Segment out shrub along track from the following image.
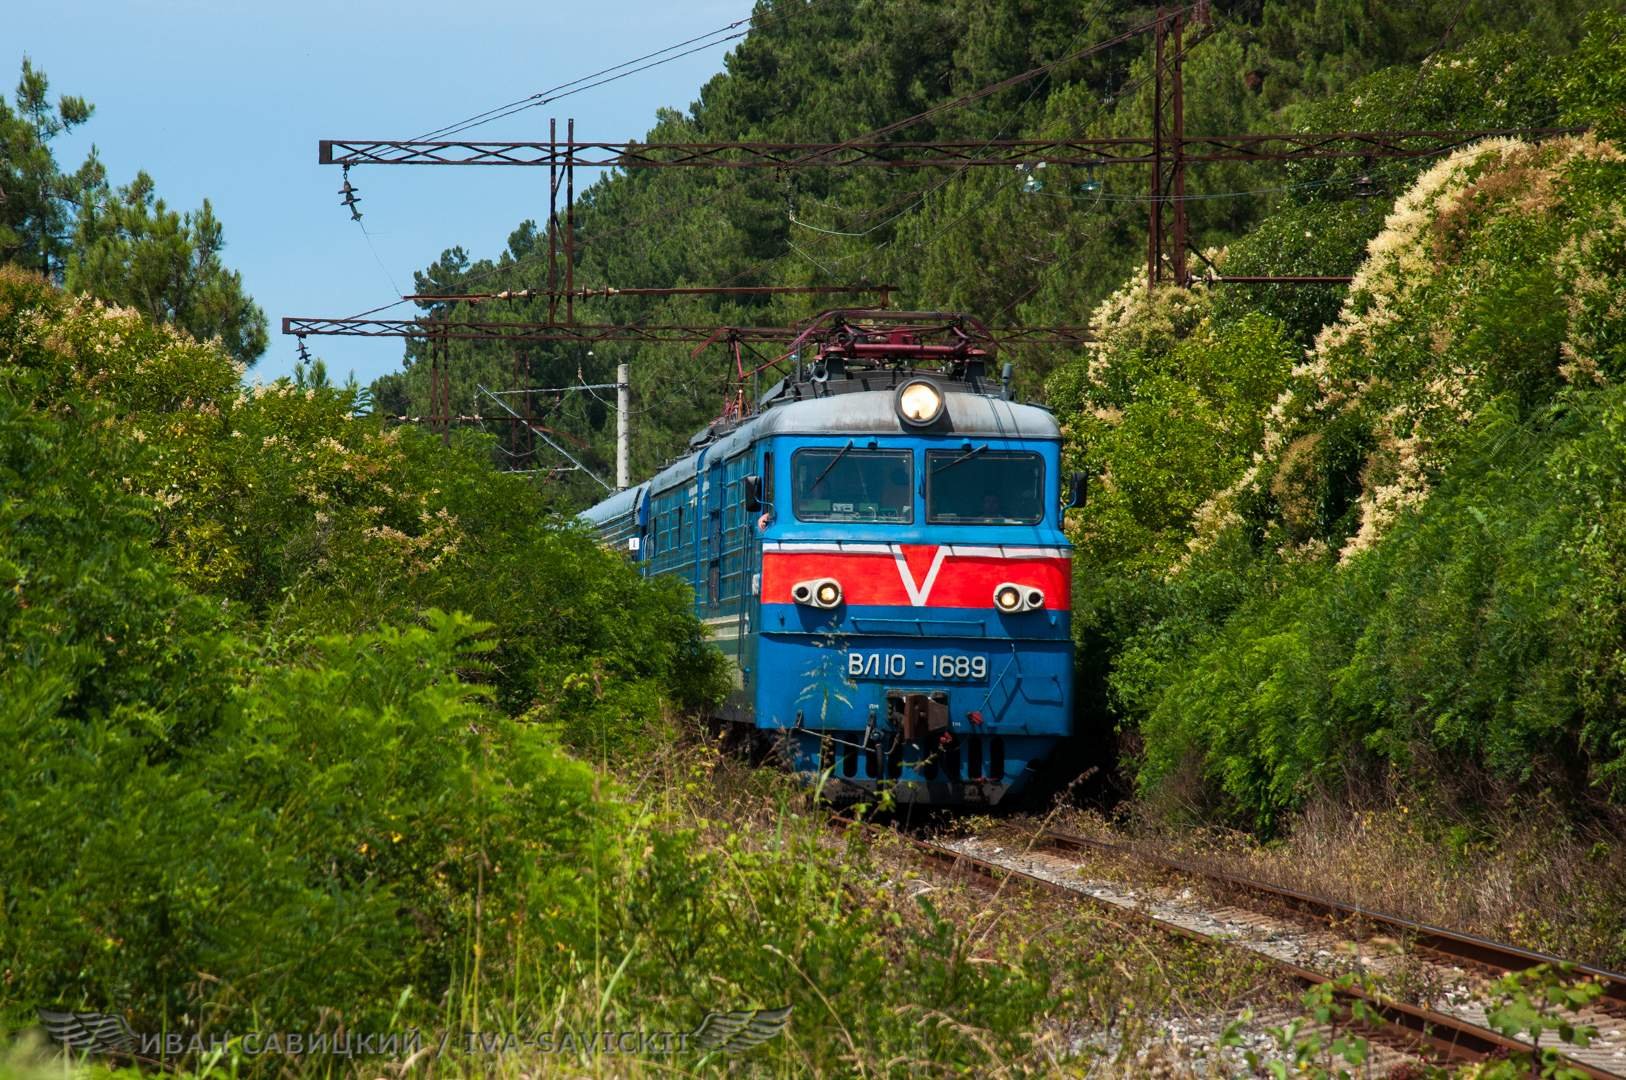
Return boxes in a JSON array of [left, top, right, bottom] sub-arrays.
[[832, 815, 1626, 1077]]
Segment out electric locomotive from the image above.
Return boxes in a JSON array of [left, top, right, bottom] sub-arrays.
[[583, 312, 1077, 805]]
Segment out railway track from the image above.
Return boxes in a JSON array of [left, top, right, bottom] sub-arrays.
[[834, 815, 1626, 1077], [1037, 827, 1626, 1011]]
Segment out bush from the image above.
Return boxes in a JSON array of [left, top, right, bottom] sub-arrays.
[[0, 267, 725, 1043], [1040, 29, 1626, 830], [1133, 388, 1626, 830]]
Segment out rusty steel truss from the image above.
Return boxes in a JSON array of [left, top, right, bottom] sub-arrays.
[[317, 128, 1566, 170], [284, 313, 1094, 451], [281, 315, 1093, 347]]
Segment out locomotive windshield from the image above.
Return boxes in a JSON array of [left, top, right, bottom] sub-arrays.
[[793, 447, 913, 523], [926, 450, 1044, 524]]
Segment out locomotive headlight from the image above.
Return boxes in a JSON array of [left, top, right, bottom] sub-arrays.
[[794, 578, 843, 609], [994, 582, 1042, 613], [895, 378, 945, 427]]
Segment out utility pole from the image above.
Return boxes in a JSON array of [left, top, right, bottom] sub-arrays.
[[429, 323, 451, 447], [615, 362, 629, 491], [1148, 4, 1188, 287]]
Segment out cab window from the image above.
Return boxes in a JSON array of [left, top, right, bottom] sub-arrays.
[[926, 450, 1044, 524], [792, 448, 913, 523]]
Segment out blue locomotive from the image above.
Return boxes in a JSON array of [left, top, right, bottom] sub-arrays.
[[583, 313, 1076, 805]]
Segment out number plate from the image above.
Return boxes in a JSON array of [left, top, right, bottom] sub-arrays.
[[847, 652, 987, 682]]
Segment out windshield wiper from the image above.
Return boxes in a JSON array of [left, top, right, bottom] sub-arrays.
[[809, 440, 855, 493], [932, 443, 986, 475]]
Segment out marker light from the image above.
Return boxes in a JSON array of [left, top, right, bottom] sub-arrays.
[[994, 582, 1043, 613], [895, 378, 945, 427], [793, 578, 843, 609]]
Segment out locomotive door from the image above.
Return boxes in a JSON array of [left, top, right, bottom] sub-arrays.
[[739, 449, 763, 719], [703, 458, 736, 690]]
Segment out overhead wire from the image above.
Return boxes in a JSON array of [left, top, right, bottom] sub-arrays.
[[784, 0, 1126, 242], [451, 3, 1170, 290], [339, 3, 834, 319], [423, 32, 754, 140], [879, 4, 1198, 268], [413, 22, 750, 141], [340, 0, 1209, 424], [784, 0, 1127, 283], [414, 1, 835, 142], [337, 3, 1173, 321]]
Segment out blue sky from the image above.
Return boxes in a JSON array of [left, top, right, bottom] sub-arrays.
[[14, 0, 749, 384]]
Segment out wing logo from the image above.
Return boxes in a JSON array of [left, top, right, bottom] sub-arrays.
[[892, 544, 947, 607], [689, 1004, 792, 1054], [37, 1010, 137, 1056]]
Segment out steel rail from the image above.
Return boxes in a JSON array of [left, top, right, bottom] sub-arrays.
[[1038, 828, 1626, 1010], [830, 816, 1621, 1077]]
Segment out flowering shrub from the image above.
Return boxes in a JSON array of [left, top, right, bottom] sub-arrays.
[[1129, 132, 1626, 829], [1045, 15, 1626, 830], [0, 266, 731, 1038]]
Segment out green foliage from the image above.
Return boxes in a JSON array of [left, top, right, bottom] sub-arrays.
[[1482, 964, 1602, 1073], [618, 823, 1054, 1072], [0, 267, 727, 740], [1046, 284, 1295, 632], [373, 3, 1603, 492], [1561, 12, 1626, 142], [1248, 0, 1587, 107], [66, 172, 268, 366], [1226, 966, 1604, 1080], [4, 603, 619, 1031], [0, 57, 265, 365], [1212, 199, 1387, 342], [0, 265, 731, 1046], [1133, 389, 1626, 828], [1, 267, 1068, 1075], [0, 58, 101, 279], [1088, 134, 1626, 830], [1223, 973, 1380, 1080], [1033, 11, 1626, 831]]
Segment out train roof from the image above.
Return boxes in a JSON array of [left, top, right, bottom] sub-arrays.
[[581, 386, 1058, 526]]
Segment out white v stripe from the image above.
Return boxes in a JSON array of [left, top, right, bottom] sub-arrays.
[[892, 546, 948, 607]]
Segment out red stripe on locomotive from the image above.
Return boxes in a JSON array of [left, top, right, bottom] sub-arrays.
[[761, 547, 1070, 610]]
